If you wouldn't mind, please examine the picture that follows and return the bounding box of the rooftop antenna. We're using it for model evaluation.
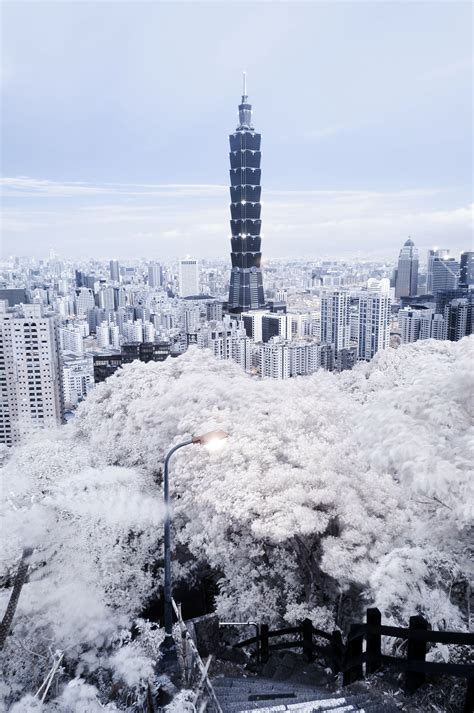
[242,71,247,101]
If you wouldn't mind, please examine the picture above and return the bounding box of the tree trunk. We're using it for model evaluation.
[0,548,33,650]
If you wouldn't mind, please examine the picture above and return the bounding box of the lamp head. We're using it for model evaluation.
[192,430,229,452]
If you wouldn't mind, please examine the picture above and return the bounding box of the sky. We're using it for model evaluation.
[1,0,473,262]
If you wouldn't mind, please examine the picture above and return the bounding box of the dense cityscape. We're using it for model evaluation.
[1,2,472,711]
[0,232,472,447]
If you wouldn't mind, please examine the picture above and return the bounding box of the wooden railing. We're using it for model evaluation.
[234,607,474,713]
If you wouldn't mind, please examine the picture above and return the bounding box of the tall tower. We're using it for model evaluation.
[228,74,265,313]
[395,237,419,299]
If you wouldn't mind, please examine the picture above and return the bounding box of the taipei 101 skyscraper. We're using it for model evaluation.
[227,74,265,313]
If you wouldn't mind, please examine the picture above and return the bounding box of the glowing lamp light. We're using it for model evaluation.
[241,200,246,205]
[192,430,228,452]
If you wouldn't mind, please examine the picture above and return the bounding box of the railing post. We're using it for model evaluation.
[330,630,343,674]
[464,677,474,713]
[260,624,269,664]
[366,607,381,675]
[405,614,428,694]
[302,618,314,662]
[343,625,363,686]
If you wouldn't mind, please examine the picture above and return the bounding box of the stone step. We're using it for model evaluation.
[212,675,401,713]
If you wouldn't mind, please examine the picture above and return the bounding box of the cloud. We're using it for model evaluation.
[1,177,471,260]
[0,177,227,199]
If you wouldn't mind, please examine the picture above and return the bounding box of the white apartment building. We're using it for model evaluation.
[75,288,95,317]
[97,321,108,349]
[0,301,64,446]
[143,321,156,343]
[320,290,350,353]
[98,286,115,310]
[62,354,94,409]
[178,258,199,298]
[148,262,162,288]
[182,303,201,334]
[420,312,445,340]
[259,340,290,379]
[59,324,86,354]
[231,334,252,372]
[209,322,251,371]
[259,338,323,379]
[353,292,391,360]
[123,320,144,343]
[399,308,446,343]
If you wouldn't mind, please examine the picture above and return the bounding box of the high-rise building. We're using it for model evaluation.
[62,354,94,409]
[97,321,112,349]
[459,252,474,288]
[74,288,95,317]
[426,248,449,293]
[178,258,199,297]
[228,74,265,313]
[0,301,64,446]
[420,311,446,340]
[444,298,473,341]
[432,256,459,295]
[399,308,446,343]
[395,238,419,299]
[259,338,329,379]
[148,262,163,289]
[98,286,115,310]
[109,260,120,283]
[320,290,350,354]
[241,310,266,342]
[123,320,144,344]
[206,300,223,322]
[59,324,84,355]
[261,313,291,343]
[353,292,391,360]
[114,287,126,310]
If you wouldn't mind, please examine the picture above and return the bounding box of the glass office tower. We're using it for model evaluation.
[227,75,265,313]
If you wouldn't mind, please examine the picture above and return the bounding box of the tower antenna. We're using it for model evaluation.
[242,71,247,100]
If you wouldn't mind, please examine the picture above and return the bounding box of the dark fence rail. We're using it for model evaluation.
[234,607,474,713]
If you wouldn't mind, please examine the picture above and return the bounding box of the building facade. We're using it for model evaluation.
[459,252,474,288]
[395,238,419,299]
[354,292,391,360]
[432,257,459,295]
[399,308,446,343]
[148,262,163,289]
[228,75,265,313]
[320,290,350,354]
[178,258,199,298]
[0,301,64,446]
[109,260,120,283]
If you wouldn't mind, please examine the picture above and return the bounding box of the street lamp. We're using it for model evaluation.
[160,430,228,670]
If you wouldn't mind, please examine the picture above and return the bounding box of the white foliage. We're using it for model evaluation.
[1,337,472,709]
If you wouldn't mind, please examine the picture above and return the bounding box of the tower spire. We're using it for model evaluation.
[228,77,264,312]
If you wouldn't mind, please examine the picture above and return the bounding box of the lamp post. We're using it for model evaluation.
[160,429,228,670]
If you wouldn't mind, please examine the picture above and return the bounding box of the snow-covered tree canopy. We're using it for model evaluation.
[1,337,473,709]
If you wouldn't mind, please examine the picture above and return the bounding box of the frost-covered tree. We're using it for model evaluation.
[1,337,472,709]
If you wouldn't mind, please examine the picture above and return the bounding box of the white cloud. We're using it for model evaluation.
[1,177,471,259]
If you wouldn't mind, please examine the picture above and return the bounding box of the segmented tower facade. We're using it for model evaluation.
[227,75,265,313]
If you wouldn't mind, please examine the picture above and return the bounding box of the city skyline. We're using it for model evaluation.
[2,1,472,259]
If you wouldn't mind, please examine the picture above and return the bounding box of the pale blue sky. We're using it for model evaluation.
[1,1,472,260]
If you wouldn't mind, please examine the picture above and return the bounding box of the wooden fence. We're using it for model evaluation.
[234,607,474,713]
